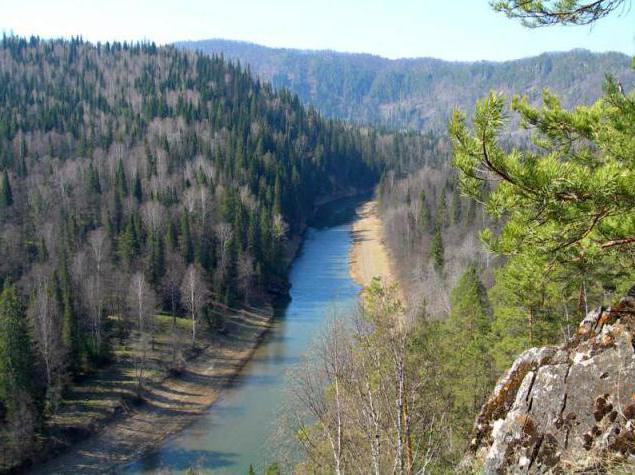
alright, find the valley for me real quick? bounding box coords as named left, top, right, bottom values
left=1, top=1, right=634, bottom=473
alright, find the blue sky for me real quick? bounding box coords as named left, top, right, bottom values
left=2, top=0, right=634, bottom=61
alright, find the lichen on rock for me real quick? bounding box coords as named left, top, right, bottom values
left=465, top=294, right=635, bottom=474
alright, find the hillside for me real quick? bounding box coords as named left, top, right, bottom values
left=176, top=39, right=635, bottom=130
left=0, top=35, right=386, bottom=470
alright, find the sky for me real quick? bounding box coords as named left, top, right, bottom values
left=2, top=0, right=634, bottom=61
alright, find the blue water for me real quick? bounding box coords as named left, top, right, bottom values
left=125, top=198, right=363, bottom=474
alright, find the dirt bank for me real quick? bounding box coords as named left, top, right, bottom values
left=27, top=304, right=273, bottom=474
left=349, top=200, right=400, bottom=291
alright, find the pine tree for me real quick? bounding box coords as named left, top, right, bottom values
left=0, top=284, right=38, bottom=414
left=419, top=190, right=431, bottom=231
left=114, top=158, right=128, bottom=196
left=57, top=258, right=82, bottom=374
left=87, top=162, right=101, bottom=194
left=133, top=172, right=143, bottom=203
left=450, top=189, right=462, bottom=225
left=488, top=254, right=564, bottom=372
left=180, top=213, right=194, bottom=263
left=435, top=188, right=447, bottom=228
left=147, top=232, right=165, bottom=285
left=451, top=75, right=635, bottom=277
left=492, top=0, right=625, bottom=27
left=429, top=226, right=444, bottom=270
left=118, top=220, right=138, bottom=267
left=440, top=266, right=493, bottom=436
left=0, top=170, right=13, bottom=207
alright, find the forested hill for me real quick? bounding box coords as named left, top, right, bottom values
left=0, top=36, right=388, bottom=456
left=0, top=36, right=379, bottom=299
left=176, top=39, right=635, bottom=130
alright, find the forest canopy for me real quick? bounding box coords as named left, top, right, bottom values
left=0, top=35, right=410, bottom=468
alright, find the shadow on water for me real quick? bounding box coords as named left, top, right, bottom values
left=309, top=191, right=372, bottom=229
left=124, top=192, right=367, bottom=474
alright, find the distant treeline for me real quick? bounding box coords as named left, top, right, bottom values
left=177, top=39, right=635, bottom=130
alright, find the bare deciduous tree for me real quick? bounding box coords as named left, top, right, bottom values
left=180, top=264, right=209, bottom=348
left=141, top=200, right=165, bottom=234
left=127, top=272, right=158, bottom=397
left=87, top=227, right=110, bottom=350
left=288, top=283, right=444, bottom=474
left=215, top=222, right=233, bottom=280
left=162, top=251, right=186, bottom=369
left=26, top=266, right=64, bottom=391
left=237, top=252, right=256, bottom=304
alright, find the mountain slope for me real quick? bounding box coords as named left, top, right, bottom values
left=176, top=39, right=635, bottom=130
left=0, top=36, right=383, bottom=470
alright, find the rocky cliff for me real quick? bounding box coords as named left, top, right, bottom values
left=465, top=291, right=635, bottom=473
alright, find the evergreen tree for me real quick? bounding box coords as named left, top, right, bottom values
left=0, top=284, right=38, bottom=416
left=435, top=189, right=447, bottom=228
left=118, top=220, right=138, bottom=267
left=488, top=254, right=565, bottom=372
left=114, top=159, right=128, bottom=197
left=87, top=162, right=101, bottom=194
left=450, top=189, right=461, bottom=225
left=419, top=190, right=431, bottom=231
left=451, top=75, right=634, bottom=278
left=440, top=266, right=493, bottom=436
left=429, top=226, right=444, bottom=270
left=57, top=257, right=82, bottom=374
left=0, top=170, right=13, bottom=207
left=133, top=172, right=143, bottom=203
left=147, top=232, right=166, bottom=285
left=180, top=213, right=194, bottom=263
left=492, top=0, right=625, bottom=27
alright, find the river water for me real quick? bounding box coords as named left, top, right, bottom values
left=124, top=196, right=365, bottom=474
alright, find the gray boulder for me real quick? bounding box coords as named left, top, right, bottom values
left=466, top=295, right=635, bottom=473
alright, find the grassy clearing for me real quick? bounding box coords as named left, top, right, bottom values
left=29, top=301, right=274, bottom=474
left=48, top=312, right=202, bottom=433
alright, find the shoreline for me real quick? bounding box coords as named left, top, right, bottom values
left=23, top=192, right=356, bottom=474
left=28, top=303, right=275, bottom=474
left=349, top=200, right=403, bottom=297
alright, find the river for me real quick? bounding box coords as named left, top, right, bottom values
left=123, top=196, right=366, bottom=474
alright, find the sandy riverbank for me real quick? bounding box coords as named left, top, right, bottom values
left=349, top=200, right=400, bottom=292
left=28, top=304, right=273, bottom=474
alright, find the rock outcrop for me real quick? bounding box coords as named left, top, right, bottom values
left=466, top=292, right=635, bottom=473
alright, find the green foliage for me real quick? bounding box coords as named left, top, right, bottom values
left=450, top=79, right=635, bottom=276
left=0, top=284, right=38, bottom=412
left=491, top=0, right=626, bottom=27
left=57, top=258, right=83, bottom=374
left=450, top=67, right=634, bottom=396
left=0, top=170, right=12, bottom=207
left=435, top=188, right=447, bottom=228
left=429, top=226, right=444, bottom=270
left=265, top=463, right=281, bottom=475
left=450, top=189, right=462, bottom=225
left=440, top=267, right=494, bottom=435
left=418, top=189, right=431, bottom=230
left=406, top=267, right=495, bottom=467
left=179, top=213, right=194, bottom=264
left=488, top=255, right=563, bottom=371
